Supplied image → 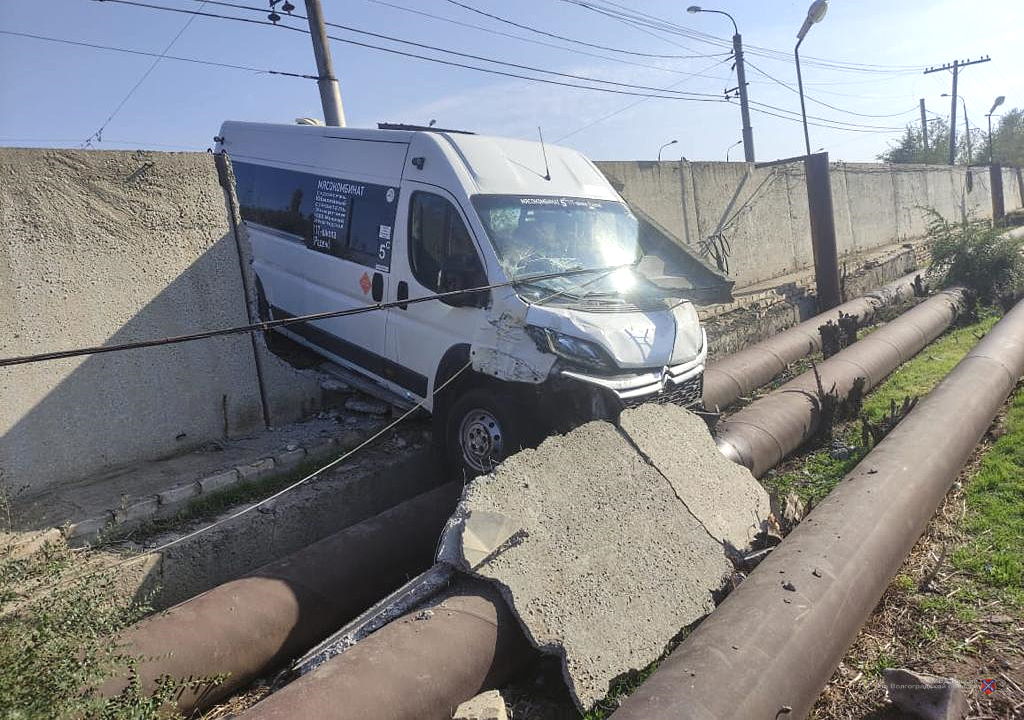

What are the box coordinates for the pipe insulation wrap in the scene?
[715,287,964,477]
[703,270,923,411]
[101,481,460,715]
[612,297,1024,720]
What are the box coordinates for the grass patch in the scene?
[764,310,1000,505]
[951,390,1024,604]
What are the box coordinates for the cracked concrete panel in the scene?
[619,404,771,551]
[439,420,731,711]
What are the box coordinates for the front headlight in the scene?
[525,326,615,371]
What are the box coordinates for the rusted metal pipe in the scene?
[715,287,964,477]
[236,579,535,720]
[703,270,923,412]
[101,481,460,715]
[612,297,1024,720]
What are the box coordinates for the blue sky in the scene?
[1,0,1021,161]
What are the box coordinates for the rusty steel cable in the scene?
[0,264,642,368]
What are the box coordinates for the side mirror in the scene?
[439,255,489,308]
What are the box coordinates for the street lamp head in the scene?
[990,95,1005,114]
[807,0,829,23]
[686,5,702,13]
[797,0,828,39]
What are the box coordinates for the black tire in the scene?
[444,387,524,479]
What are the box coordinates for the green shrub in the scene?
[926,208,1024,302]
[0,529,203,719]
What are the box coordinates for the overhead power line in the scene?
[81,1,208,148]
[558,0,930,75]
[358,0,733,81]
[553,55,735,142]
[97,0,728,101]
[0,29,317,79]
[442,0,724,60]
[184,0,725,98]
[744,60,920,119]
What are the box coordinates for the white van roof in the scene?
[218,121,619,201]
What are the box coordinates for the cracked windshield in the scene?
[471,195,649,303]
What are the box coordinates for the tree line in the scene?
[878,107,1024,166]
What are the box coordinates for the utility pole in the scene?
[923,56,990,165]
[732,33,755,162]
[304,0,346,127]
[919,98,928,151]
[686,7,754,162]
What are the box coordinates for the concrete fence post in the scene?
[990,163,1006,224]
[804,152,842,310]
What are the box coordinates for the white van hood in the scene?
[524,301,703,370]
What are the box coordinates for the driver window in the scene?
[409,192,484,292]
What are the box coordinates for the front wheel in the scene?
[445,388,524,479]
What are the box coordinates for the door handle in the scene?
[371,272,383,302]
[397,281,409,310]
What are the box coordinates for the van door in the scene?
[235,161,400,386]
[386,184,490,405]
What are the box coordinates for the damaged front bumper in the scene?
[559,329,707,404]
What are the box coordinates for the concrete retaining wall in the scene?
[0,149,322,498]
[597,160,1022,290]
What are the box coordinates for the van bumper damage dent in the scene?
[470,301,707,414]
[560,333,706,400]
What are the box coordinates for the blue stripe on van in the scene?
[269,305,429,399]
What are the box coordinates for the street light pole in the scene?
[658,139,678,162]
[794,1,829,156]
[987,95,1006,163]
[725,139,742,162]
[687,6,754,162]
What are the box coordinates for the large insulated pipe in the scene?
[237,579,535,720]
[101,482,460,715]
[716,287,964,478]
[703,270,923,411]
[611,298,1024,720]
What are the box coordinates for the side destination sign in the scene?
[233,160,399,271]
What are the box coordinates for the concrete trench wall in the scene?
[597,160,1021,291]
[0,149,323,499]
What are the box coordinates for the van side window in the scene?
[409,192,484,293]
[233,161,398,271]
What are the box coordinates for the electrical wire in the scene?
[0,263,653,368]
[441,0,724,60]
[81,1,208,148]
[181,0,726,98]
[559,0,930,75]
[744,60,920,119]
[95,0,730,102]
[0,29,317,80]
[357,0,733,81]
[553,55,735,142]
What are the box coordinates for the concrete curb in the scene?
[62,430,363,546]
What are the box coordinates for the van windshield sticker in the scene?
[233,161,398,271]
[518,197,609,210]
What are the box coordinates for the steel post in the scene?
[804,152,842,310]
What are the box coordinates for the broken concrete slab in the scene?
[619,404,770,551]
[452,690,509,720]
[883,668,968,720]
[439,414,734,711]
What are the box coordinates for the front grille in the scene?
[622,372,704,410]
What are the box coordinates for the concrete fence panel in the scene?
[0,149,320,499]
